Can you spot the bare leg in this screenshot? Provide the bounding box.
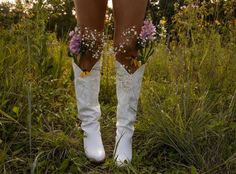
[112,0,148,74]
[74,0,108,71]
[112,0,148,166]
[72,0,108,163]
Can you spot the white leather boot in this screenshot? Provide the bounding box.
[72,59,105,162]
[114,60,145,166]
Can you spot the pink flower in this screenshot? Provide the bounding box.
[140,20,156,42]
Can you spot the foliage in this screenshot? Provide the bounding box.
[0,1,25,28]
[0,0,236,173]
[0,0,76,38]
[140,29,236,173]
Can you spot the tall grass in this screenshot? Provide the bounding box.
[0,1,236,173]
[139,27,236,173]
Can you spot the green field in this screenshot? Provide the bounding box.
[0,1,236,173]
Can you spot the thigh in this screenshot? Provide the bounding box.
[74,0,108,31]
[112,0,148,45]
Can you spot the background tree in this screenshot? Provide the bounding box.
[45,0,76,39]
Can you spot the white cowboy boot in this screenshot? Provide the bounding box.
[114,60,145,166]
[72,59,105,162]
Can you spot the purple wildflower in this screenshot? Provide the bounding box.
[140,20,156,42]
[69,30,75,37]
[69,34,81,55]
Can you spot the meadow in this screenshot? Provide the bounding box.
[0,1,236,173]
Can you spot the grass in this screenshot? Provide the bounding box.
[1,6,236,174]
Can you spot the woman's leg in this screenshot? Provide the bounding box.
[74,0,108,71]
[113,0,148,74]
[112,0,148,166]
[73,0,108,162]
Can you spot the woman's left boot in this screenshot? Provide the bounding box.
[113,60,145,166]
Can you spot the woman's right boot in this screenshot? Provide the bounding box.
[72,59,105,162]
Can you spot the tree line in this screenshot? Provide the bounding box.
[0,0,235,40]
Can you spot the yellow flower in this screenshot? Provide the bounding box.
[131,58,142,68]
[160,17,167,26]
[80,71,91,77]
[215,20,220,25]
